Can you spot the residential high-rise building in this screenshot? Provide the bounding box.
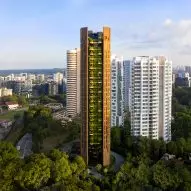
[66,48,80,117]
[131,56,172,141]
[53,72,64,84]
[80,27,111,166]
[27,74,36,82]
[48,82,58,95]
[123,60,132,111]
[158,56,172,141]
[111,55,124,127]
[36,74,45,83]
[185,66,191,75]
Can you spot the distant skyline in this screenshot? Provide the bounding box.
[0,0,191,69]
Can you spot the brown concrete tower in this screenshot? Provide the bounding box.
[80,27,111,166]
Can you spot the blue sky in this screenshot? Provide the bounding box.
[0,0,191,69]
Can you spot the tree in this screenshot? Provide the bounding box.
[49,149,68,161]
[96,164,102,172]
[0,179,16,191]
[73,156,86,175]
[0,141,19,166]
[52,155,72,182]
[179,167,191,191]
[17,95,28,106]
[152,161,181,190]
[167,141,177,155]
[111,127,121,148]
[176,138,186,156]
[15,153,51,189]
[0,159,23,191]
[134,161,151,186]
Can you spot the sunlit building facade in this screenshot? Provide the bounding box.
[111,55,124,127]
[66,48,81,117]
[80,27,111,166]
[131,56,172,141]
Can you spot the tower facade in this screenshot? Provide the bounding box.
[111,55,124,127]
[80,27,111,166]
[123,60,132,111]
[131,56,172,141]
[158,56,172,141]
[66,48,81,117]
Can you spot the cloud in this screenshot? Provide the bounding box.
[164,19,173,27]
[124,19,191,54]
[111,18,191,65]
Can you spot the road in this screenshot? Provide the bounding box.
[111,151,125,172]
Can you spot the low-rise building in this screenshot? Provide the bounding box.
[0,88,13,97]
[5,102,19,110]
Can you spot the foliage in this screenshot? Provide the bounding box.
[0,142,91,190]
[49,94,66,107]
[23,105,80,152]
[0,141,20,166]
[15,153,51,189]
[172,87,191,140]
[0,94,28,106]
[1,87,191,190]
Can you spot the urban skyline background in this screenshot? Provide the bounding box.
[0,0,191,69]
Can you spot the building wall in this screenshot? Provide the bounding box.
[53,72,64,84]
[80,27,111,166]
[158,57,172,141]
[76,49,81,114]
[36,74,45,82]
[111,55,124,127]
[0,88,13,97]
[80,27,89,165]
[66,48,80,117]
[123,60,132,111]
[131,56,172,141]
[102,27,111,166]
[48,82,58,95]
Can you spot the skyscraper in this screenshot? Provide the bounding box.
[66,48,81,117]
[123,60,132,111]
[131,56,172,141]
[158,56,172,141]
[53,72,64,84]
[80,27,111,166]
[111,55,124,127]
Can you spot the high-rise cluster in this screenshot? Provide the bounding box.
[65,26,173,167]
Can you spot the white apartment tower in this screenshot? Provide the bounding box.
[111,55,124,127]
[131,56,172,141]
[158,56,172,141]
[123,60,132,111]
[66,48,80,117]
[53,72,64,84]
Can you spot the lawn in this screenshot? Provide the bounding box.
[0,110,24,120]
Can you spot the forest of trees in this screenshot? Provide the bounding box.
[0,142,99,191]
[172,87,191,139]
[109,86,191,190]
[0,87,191,190]
[22,105,80,152]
